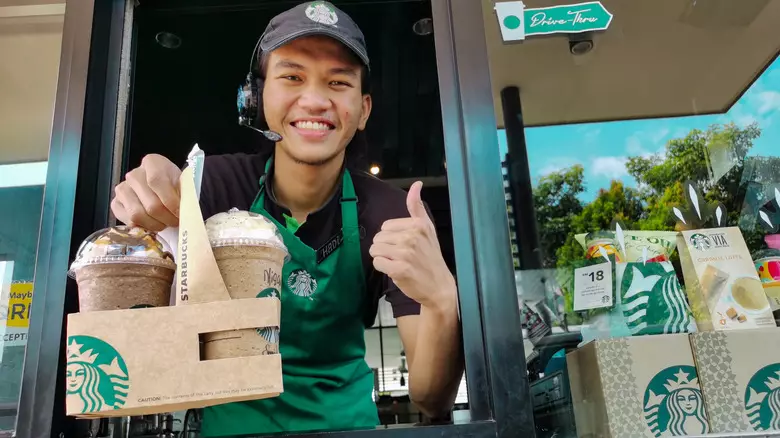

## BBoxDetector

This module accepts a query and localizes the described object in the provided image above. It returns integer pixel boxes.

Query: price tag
[573,262,612,311]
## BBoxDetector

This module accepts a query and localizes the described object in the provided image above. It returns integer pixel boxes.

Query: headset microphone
[261,130,283,142]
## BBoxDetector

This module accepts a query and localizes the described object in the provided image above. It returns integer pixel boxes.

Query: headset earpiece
[237,72,263,129]
[238,37,265,129]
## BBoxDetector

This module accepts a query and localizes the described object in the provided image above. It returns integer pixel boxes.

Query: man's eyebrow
[274,60,306,70]
[274,60,358,77]
[329,67,358,78]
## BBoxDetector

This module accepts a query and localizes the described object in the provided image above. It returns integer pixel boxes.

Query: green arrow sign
[495,1,613,42]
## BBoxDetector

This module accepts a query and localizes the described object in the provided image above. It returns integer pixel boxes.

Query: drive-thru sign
[494,1,613,42]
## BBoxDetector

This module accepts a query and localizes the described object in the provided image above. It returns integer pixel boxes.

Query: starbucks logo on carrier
[288,269,318,297]
[643,365,708,436]
[745,363,780,431]
[256,288,280,345]
[66,336,129,414]
[305,1,338,25]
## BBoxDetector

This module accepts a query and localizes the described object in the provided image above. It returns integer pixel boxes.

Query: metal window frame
[13,1,535,437]
[15,0,128,437]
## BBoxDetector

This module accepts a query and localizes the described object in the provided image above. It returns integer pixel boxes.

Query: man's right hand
[111,154,182,232]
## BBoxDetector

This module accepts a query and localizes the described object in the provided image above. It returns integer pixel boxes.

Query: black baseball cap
[258,1,370,68]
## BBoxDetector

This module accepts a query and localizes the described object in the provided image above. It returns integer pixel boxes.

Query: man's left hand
[370,181,456,308]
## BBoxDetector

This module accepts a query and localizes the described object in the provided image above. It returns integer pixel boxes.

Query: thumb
[406,181,427,219]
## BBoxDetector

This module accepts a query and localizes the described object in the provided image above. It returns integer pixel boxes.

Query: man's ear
[358,94,372,131]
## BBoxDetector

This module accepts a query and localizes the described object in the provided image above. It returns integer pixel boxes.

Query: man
[110,1,463,436]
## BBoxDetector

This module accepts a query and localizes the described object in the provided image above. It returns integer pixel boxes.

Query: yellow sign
[7,282,33,328]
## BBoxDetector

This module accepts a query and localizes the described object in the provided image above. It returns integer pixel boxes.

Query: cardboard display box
[689,329,780,434]
[567,334,710,437]
[66,163,284,417]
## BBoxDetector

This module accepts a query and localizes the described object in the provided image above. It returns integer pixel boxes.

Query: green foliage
[533,165,585,267]
[531,122,780,323]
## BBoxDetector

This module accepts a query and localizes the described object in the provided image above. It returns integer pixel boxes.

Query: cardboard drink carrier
[65,147,284,418]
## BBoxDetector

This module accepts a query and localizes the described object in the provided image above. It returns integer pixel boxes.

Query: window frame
[15,1,535,436]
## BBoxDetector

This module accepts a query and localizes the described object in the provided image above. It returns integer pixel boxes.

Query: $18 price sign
[573,262,612,311]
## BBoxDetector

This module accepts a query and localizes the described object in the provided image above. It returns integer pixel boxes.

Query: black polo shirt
[198,151,422,326]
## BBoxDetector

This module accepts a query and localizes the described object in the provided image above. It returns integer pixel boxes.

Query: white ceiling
[0,4,64,165]
[484,0,780,127]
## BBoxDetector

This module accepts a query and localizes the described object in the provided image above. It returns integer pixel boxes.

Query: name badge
[316,226,366,264]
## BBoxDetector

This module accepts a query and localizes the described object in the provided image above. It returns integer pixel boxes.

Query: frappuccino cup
[68,226,176,312]
[203,208,287,359]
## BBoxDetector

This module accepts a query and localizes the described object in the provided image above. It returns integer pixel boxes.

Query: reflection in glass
[0,4,63,432]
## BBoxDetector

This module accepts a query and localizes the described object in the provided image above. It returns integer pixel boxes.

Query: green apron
[201,158,379,436]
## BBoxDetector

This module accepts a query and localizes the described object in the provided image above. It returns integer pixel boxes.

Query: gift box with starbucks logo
[689,329,780,434]
[567,334,710,437]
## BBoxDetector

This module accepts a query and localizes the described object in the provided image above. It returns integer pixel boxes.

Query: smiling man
[109,1,463,436]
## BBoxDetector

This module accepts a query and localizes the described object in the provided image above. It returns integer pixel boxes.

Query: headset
[237,37,283,142]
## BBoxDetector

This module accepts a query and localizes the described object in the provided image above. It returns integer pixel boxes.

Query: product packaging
[65,146,284,418]
[567,334,710,437]
[689,329,780,434]
[674,183,776,331]
[756,189,780,323]
[574,223,694,342]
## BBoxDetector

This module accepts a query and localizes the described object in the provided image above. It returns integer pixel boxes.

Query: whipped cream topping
[205,208,287,252]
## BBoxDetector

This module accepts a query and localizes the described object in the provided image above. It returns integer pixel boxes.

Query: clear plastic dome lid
[68,226,176,277]
[205,208,288,256]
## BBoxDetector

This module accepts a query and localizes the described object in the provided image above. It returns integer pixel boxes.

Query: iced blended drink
[69,226,176,312]
[203,208,288,359]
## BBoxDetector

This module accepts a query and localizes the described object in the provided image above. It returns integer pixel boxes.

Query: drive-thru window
[4,1,780,437]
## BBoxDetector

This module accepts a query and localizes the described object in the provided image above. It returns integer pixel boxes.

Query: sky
[498,57,780,201]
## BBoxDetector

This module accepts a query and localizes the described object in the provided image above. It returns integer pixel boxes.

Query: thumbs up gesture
[370,181,457,308]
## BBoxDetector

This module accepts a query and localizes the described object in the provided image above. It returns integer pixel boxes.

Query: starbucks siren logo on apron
[288,269,318,297]
[643,365,708,436]
[66,336,130,414]
[744,363,780,431]
[305,1,338,25]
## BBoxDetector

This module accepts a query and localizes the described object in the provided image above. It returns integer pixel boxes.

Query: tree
[532,165,585,267]
[533,122,772,269]
[554,180,644,269]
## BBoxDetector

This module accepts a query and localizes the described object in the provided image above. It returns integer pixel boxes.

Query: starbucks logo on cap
[306,1,338,25]
[745,363,780,431]
[643,366,708,436]
[66,336,129,414]
[288,269,317,297]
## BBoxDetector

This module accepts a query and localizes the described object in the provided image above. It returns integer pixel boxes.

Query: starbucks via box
[678,227,776,331]
[65,148,284,418]
[567,334,710,437]
[690,329,780,433]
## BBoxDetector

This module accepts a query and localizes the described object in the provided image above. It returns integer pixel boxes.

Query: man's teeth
[295,121,331,131]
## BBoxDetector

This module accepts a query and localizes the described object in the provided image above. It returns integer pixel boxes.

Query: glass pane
[0,4,64,434]
[485,0,780,436]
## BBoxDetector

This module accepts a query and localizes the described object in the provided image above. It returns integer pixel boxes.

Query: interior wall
[0,9,63,164]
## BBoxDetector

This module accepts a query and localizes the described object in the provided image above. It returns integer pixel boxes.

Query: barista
[110,1,464,436]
